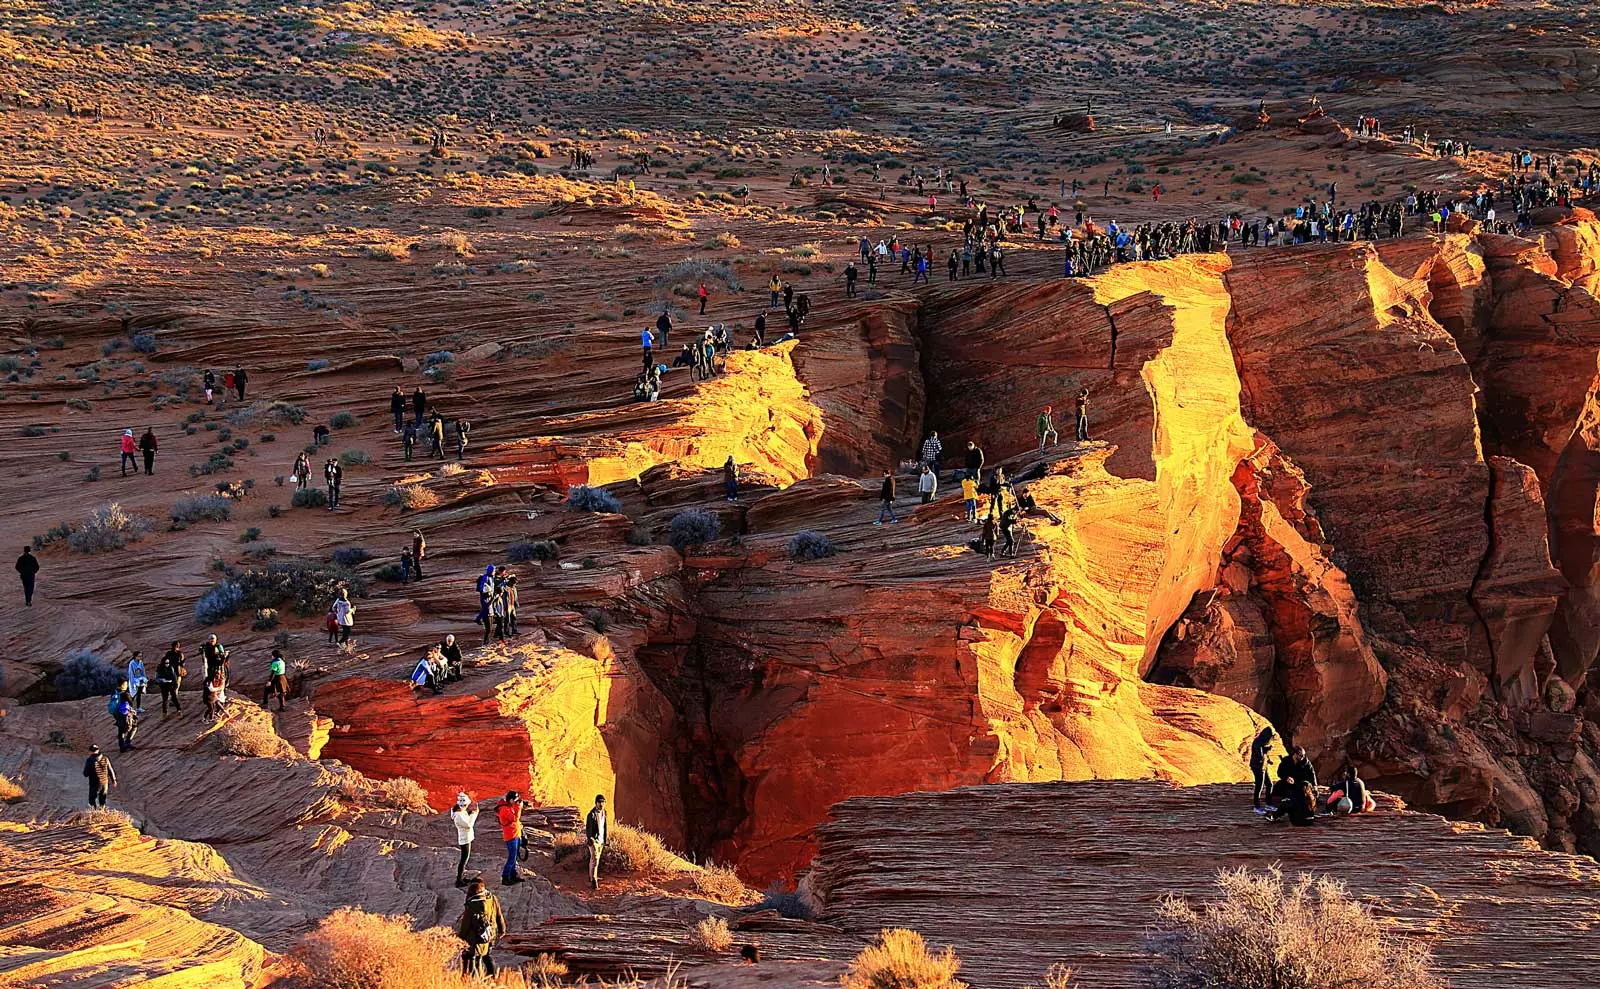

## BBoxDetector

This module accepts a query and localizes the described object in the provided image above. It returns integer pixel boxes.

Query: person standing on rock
[263,649,288,711]
[875,469,898,525]
[327,458,345,509]
[1074,388,1091,443]
[412,531,427,580]
[920,430,943,474]
[1250,725,1276,812]
[918,465,937,504]
[641,325,655,373]
[429,415,446,460]
[456,876,505,976]
[497,791,526,885]
[202,633,229,683]
[655,309,672,350]
[126,651,148,714]
[83,744,116,808]
[724,457,739,502]
[455,418,471,461]
[964,441,984,481]
[203,369,216,403]
[119,429,138,477]
[402,420,417,461]
[451,792,480,887]
[390,387,406,433]
[844,261,858,298]
[156,641,185,716]
[139,427,158,475]
[233,366,248,401]
[109,679,137,752]
[1037,406,1058,452]
[333,589,355,645]
[698,282,709,315]
[16,546,38,606]
[412,387,427,427]
[475,565,495,629]
[585,794,608,890]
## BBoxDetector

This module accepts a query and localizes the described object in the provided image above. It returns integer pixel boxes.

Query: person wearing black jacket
[138,427,158,475]
[412,386,427,426]
[390,387,406,432]
[156,641,185,716]
[83,745,116,808]
[439,633,463,681]
[201,634,229,683]
[875,470,898,525]
[1250,726,1276,810]
[963,441,984,480]
[15,546,38,606]
[233,367,248,401]
[1280,746,1317,792]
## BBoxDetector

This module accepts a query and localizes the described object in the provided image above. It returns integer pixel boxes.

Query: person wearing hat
[585,794,608,891]
[83,744,116,808]
[451,792,480,887]
[455,876,506,977]
[496,790,525,885]
[119,429,138,477]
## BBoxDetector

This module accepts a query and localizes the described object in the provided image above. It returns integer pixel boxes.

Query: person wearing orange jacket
[496,791,525,886]
[119,429,137,477]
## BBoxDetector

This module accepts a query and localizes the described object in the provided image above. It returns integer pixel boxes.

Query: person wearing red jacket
[119,429,137,477]
[496,791,525,886]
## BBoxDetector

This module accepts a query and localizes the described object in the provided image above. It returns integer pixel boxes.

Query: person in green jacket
[263,649,288,711]
[1037,406,1058,451]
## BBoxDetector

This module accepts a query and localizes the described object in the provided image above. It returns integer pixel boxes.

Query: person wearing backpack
[456,877,506,976]
[109,680,137,752]
[83,744,116,808]
[451,792,480,887]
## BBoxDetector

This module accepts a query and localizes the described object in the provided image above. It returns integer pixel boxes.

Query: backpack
[460,896,494,944]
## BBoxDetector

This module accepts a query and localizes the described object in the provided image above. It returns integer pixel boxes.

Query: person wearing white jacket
[451,792,479,887]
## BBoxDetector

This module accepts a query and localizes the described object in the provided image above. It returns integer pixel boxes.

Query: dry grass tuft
[0,773,25,803]
[74,807,135,828]
[388,483,441,511]
[692,860,758,905]
[843,928,966,989]
[290,907,466,989]
[374,777,433,814]
[1146,867,1443,989]
[215,710,295,759]
[688,916,734,954]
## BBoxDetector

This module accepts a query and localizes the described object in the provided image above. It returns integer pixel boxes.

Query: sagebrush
[843,928,966,989]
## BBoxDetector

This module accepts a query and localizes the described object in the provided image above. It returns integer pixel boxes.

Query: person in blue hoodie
[475,566,495,628]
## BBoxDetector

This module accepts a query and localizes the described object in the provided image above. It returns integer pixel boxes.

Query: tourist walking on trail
[456,877,506,977]
[126,652,148,713]
[156,641,184,716]
[293,452,311,490]
[698,282,709,315]
[263,649,288,710]
[1250,725,1276,811]
[876,470,898,525]
[412,387,427,427]
[412,530,427,580]
[16,546,38,606]
[324,457,343,509]
[333,588,355,644]
[109,679,137,751]
[451,792,480,886]
[139,427,157,475]
[204,369,216,403]
[391,387,406,433]
[919,465,938,503]
[120,429,138,477]
[1075,389,1091,442]
[1037,406,1058,451]
[920,431,943,473]
[497,791,526,885]
[83,744,116,808]
[429,414,446,460]
[724,456,738,502]
[585,794,608,890]
[233,367,248,401]
[455,418,471,461]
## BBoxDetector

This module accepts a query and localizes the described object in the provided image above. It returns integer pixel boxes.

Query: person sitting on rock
[1280,746,1318,795]
[1326,764,1374,815]
[440,633,463,682]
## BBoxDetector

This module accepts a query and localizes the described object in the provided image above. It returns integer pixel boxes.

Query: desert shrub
[244,542,279,559]
[216,713,294,758]
[788,529,836,561]
[171,494,232,524]
[584,608,608,633]
[422,350,454,368]
[0,773,24,803]
[253,607,280,630]
[365,241,412,262]
[290,907,463,989]
[331,547,371,566]
[1038,964,1078,989]
[843,928,965,989]
[556,823,688,876]
[73,807,135,828]
[291,487,328,509]
[654,257,743,293]
[1145,867,1443,989]
[268,401,308,425]
[760,881,815,920]
[566,484,621,513]
[438,462,465,476]
[330,410,358,429]
[693,861,757,905]
[131,333,158,354]
[55,648,125,700]
[624,524,652,546]
[67,502,151,553]
[240,527,261,542]
[374,777,432,813]
[385,483,440,511]
[194,580,246,624]
[668,508,721,550]
[339,449,370,466]
[507,539,559,563]
[375,563,406,582]
[84,466,101,482]
[688,916,734,955]
[526,954,568,984]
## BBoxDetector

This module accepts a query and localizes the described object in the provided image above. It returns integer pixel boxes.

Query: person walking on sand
[16,546,38,606]
[585,794,608,890]
[456,877,506,977]
[263,649,288,711]
[139,427,157,475]
[156,641,184,716]
[119,429,138,477]
[497,790,526,885]
[875,469,898,525]
[451,792,480,887]
[83,744,116,808]
[333,588,355,645]
[390,386,406,433]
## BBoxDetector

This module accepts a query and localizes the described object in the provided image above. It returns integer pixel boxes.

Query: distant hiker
[233,367,248,401]
[203,369,216,402]
[585,794,608,890]
[83,745,116,808]
[324,458,343,509]
[920,430,943,472]
[391,387,406,432]
[455,418,471,460]
[120,429,138,477]
[919,465,937,504]
[724,457,738,502]
[429,415,446,459]
[641,326,655,371]
[456,877,505,977]
[293,452,312,490]
[139,427,157,475]
[1250,726,1276,811]
[402,421,417,461]
[16,546,38,606]
[156,641,185,716]
[876,470,898,525]
[769,274,781,310]
[451,792,480,887]
[698,282,709,315]
[964,441,984,480]
[412,387,427,426]
[844,261,858,298]
[656,310,672,349]
[1037,406,1058,451]
[753,312,766,347]
[313,424,330,446]
[440,634,463,681]
[126,652,148,713]
[263,649,288,711]
[412,531,427,580]
[333,588,355,644]
[979,507,998,558]
[962,474,979,522]
[205,667,227,720]
[400,547,414,583]
[1074,388,1091,442]
[497,791,526,885]
[503,575,519,636]
[109,679,136,751]
[201,633,229,683]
